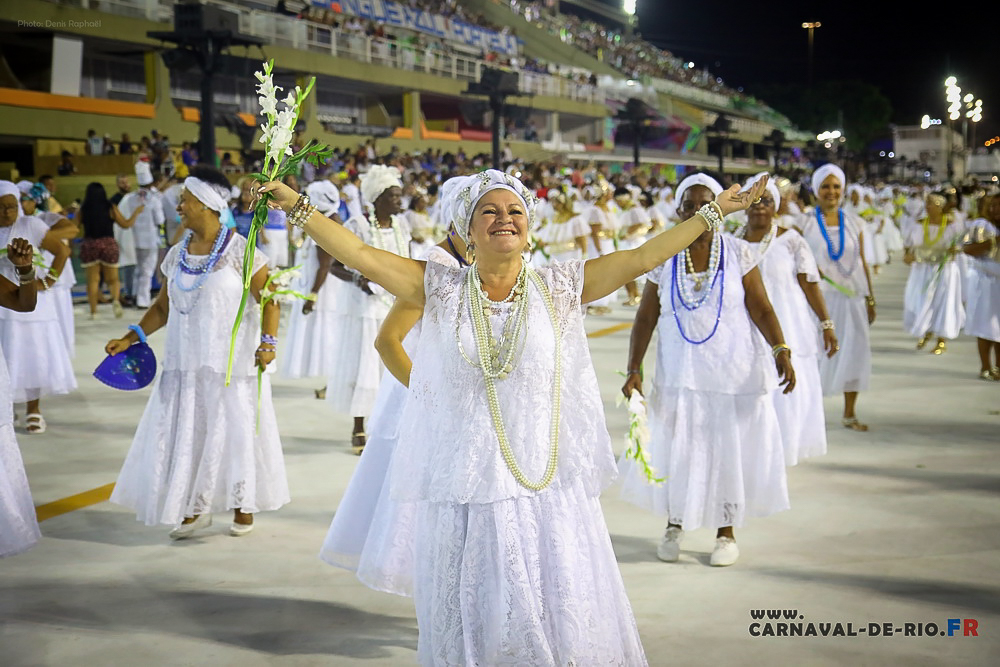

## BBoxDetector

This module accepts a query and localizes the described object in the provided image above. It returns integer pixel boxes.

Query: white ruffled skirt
[0,316,77,404]
[772,353,827,466]
[818,288,871,395]
[0,422,41,557]
[412,478,647,666]
[903,262,965,339]
[111,368,289,525]
[620,387,789,530]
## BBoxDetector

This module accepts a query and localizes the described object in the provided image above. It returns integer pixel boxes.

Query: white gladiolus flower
[259,94,278,117]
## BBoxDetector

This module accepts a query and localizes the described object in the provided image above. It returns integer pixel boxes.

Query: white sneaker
[656,526,683,562]
[168,514,212,540]
[710,537,739,566]
[229,521,254,537]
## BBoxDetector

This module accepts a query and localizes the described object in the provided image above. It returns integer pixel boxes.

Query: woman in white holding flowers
[106,166,288,539]
[260,168,769,666]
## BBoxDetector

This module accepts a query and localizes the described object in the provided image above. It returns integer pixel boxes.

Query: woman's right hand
[257,181,300,213]
[621,373,643,399]
[715,177,768,217]
[105,338,132,356]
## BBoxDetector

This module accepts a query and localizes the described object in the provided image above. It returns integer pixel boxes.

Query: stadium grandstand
[0,0,811,198]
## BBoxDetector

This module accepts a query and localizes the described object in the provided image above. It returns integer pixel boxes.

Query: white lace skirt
[111,368,289,525]
[818,288,871,395]
[964,270,1000,342]
[903,262,965,339]
[320,372,417,595]
[412,477,647,666]
[0,317,77,403]
[0,422,40,557]
[772,353,827,466]
[620,387,789,530]
[325,312,384,417]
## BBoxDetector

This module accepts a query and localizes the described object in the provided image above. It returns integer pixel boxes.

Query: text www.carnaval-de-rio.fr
[748,610,980,638]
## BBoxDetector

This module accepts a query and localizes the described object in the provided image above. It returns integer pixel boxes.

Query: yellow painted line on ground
[32,322,632,521]
[35,483,115,522]
[587,322,632,338]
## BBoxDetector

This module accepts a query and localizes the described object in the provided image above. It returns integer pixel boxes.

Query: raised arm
[260,181,426,304]
[581,179,769,304]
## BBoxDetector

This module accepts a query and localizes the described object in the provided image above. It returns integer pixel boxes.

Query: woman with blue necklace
[105,166,289,540]
[799,164,876,432]
[620,173,796,568]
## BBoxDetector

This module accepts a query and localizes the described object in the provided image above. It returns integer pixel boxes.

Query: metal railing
[51,0,599,105]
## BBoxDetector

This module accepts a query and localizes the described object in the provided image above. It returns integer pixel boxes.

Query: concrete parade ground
[1,259,997,667]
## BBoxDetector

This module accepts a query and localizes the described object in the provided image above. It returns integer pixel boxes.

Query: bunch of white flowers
[619,388,664,485]
[254,60,308,177]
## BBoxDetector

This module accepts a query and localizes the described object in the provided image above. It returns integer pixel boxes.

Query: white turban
[436,175,472,231]
[184,177,229,214]
[0,180,24,218]
[360,165,403,207]
[740,171,780,211]
[134,161,153,186]
[16,180,33,195]
[449,169,537,244]
[811,164,845,196]
[674,173,723,207]
[306,180,341,217]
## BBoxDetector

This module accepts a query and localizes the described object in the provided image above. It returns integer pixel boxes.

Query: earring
[467,242,476,264]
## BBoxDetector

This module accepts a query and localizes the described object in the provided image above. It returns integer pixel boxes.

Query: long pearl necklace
[459,262,563,492]
[457,262,529,379]
[677,232,722,306]
[736,222,776,254]
[368,213,409,259]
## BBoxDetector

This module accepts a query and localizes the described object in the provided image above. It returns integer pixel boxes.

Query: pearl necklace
[460,262,563,491]
[368,213,410,259]
[736,222,776,254]
[678,232,722,306]
[457,263,529,379]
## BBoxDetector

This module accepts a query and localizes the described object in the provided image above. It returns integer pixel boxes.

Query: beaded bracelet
[16,268,34,285]
[696,203,723,232]
[287,194,317,229]
[772,343,791,357]
[626,369,642,376]
[260,333,278,348]
[820,319,835,331]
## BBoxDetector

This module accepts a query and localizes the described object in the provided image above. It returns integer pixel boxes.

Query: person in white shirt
[117,163,165,308]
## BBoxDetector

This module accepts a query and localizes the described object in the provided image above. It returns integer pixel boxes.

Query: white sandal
[25,413,46,434]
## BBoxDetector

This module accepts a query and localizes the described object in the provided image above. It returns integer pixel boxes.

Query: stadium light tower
[623,1,637,36]
[801,22,821,86]
[464,68,520,169]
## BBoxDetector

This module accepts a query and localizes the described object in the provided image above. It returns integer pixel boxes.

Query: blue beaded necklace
[670,237,726,344]
[815,206,845,261]
[176,226,230,290]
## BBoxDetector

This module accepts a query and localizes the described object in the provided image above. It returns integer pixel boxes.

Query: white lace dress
[901,217,966,340]
[620,237,789,530]
[325,215,411,417]
[110,234,290,525]
[278,237,339,380]
[0,339,41,557]
[800,210,871,395]
[0,216,77,403]
[388,259,646,666]
[319,245,461,594]
[748,230,827,466]
[964,220,1000,342]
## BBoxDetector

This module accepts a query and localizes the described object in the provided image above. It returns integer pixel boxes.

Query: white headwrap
[360,165,403,207]
[674,173,723,207]
[183,176,229,214]
[436,175,472,230]
[16,180,33,195]
[135,161,154,187]
[449,170,537,244]
[0,180,24,218]
[306,180,341,217]
[811,164,846,196]
[740,171,780,211]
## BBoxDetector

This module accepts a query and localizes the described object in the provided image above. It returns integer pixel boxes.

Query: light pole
[945,76,962,181]
[802,22,821,86]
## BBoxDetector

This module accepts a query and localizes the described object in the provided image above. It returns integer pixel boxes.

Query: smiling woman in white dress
[105,167,288,539]
[261,168,769,666]
[0,237,42,558]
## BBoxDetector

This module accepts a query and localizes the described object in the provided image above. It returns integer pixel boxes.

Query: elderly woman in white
[260,169,769,666]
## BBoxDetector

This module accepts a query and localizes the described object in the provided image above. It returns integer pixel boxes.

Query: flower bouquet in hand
[618,388,665,485]
[226,60,333,385]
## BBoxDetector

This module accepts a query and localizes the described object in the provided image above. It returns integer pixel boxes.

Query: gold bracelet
[865,295,876,307]
[771,343,791,357]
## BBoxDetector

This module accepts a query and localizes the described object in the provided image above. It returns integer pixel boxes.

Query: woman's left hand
[255,345,275,370]
[822,329,839,358]
[7,238,35,269]
[715,177,769,217]
[775,350,796,394]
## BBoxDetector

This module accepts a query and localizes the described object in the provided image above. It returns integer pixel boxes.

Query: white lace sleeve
[646,261,665,285]
[728,237,760,276]
[545,259,584,318]
[160,244,180,277]
[785,231,821,283]
[422,259,463,327]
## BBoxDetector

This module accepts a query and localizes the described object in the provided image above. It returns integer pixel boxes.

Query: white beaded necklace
[679,232,722,302]
[458,262,563,491]
[368,214,409,259]
[736,222,777,253]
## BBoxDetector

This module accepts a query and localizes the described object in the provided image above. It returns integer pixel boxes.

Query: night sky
[613,0,1000,144]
